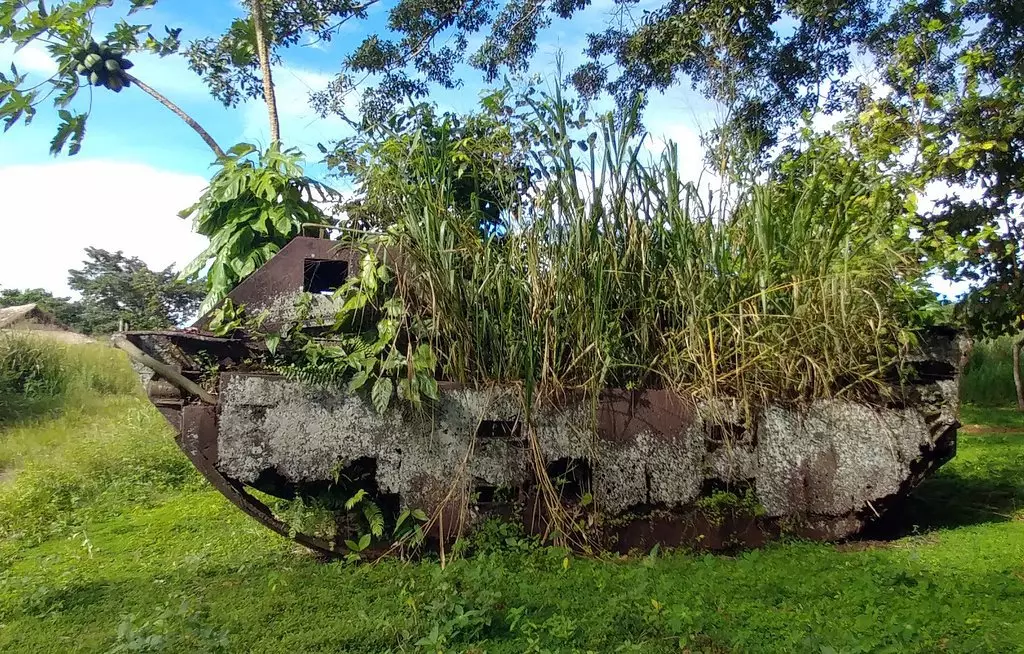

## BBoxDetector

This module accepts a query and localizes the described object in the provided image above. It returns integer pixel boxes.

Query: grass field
[0,344,1022,653]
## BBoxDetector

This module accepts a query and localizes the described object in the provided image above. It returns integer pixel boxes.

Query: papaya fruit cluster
[71,41,134,93]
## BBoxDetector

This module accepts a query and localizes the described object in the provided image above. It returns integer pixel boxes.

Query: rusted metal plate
[193,237,362,330]
[597,389,695,443]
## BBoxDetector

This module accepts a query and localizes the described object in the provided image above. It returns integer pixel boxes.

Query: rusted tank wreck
[119,237,962,556]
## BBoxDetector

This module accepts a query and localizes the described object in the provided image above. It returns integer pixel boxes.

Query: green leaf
[340,292,367,314]
[371,377,393,415]
[413,344,436,371]
[264,333,281,355]
[382,297,403,317]
[358,533,371,551]
[419,375,439,401]
[47,111,87,156]
[129,0,158,15]
[363,502,384,538]
[344,488,366,510]
[347,370,369,392]
[397,377,415,403]
[343,538,363,552]
[393,509,410,535]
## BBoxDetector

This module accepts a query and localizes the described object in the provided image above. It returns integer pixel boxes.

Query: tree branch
[1014,333,1024,411]
[123,73,226,159]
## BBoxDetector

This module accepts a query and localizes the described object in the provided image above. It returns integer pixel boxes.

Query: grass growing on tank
[0,372,1021,653]
[255,87,939,423]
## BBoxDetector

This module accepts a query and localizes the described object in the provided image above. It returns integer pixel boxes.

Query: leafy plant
[0,333,68,422]
[206,298,247,337]
[265,249,439,414]
[178,142,336,314]
[322,82,930,412]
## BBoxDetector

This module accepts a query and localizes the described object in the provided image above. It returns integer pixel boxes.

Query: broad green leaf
[419,375,439,401]
[264,333,281,355]
[347,370,369,392]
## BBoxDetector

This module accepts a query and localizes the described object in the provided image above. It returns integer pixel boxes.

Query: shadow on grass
[868,434,1024,538]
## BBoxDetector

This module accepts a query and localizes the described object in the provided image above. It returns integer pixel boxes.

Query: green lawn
[0,394,1022,653]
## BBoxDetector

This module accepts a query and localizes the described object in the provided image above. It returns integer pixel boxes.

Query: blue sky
[0,0,721,297]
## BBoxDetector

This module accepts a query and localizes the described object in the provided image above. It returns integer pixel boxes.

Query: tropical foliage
[178,143,336,313]
[240,86,934,414]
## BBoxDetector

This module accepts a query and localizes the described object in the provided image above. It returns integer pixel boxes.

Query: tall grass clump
[0,334,140,424]
[0,334,69,423]
[335,84,931,413]
[962,336,1018,406]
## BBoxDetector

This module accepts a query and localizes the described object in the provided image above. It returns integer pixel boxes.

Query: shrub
[961,336,1019,407]
[0,334,69,423]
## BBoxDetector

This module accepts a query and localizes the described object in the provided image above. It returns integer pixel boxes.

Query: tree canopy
[68,247,204,333]
[1,249,203,335]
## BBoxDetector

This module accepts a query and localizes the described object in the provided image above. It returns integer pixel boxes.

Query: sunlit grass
[0,349,1021,652]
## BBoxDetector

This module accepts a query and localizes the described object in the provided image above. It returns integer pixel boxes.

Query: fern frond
[363,501,384,538]
[271,362,346,387]
[345,488,367,510]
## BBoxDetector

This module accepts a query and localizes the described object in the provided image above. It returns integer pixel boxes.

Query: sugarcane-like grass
[348,89,928,415]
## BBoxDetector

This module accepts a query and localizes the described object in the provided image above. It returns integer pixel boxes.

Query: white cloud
[0,160,209,296]
[2,40,58,76]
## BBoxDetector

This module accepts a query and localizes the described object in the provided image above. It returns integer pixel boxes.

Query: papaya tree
[0,0,224,157]
[0,0,334,308]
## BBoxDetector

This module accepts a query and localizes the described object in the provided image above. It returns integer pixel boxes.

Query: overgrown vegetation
[258,87,937,416]
[0,343,1020,652]
[0,334,138,424]
[177,142,336,313]
[962,336,1021,408]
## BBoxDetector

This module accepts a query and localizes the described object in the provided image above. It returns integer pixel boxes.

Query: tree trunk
[1014,334,1024,411]
[250,0,281,143]
[124,73,226,159]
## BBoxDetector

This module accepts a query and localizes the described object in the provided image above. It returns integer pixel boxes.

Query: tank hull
[123,328,961,556]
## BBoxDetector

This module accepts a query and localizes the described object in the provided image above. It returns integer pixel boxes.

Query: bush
[0,334,140,424]
[0,334,69,422]
[961,336,1019,407]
